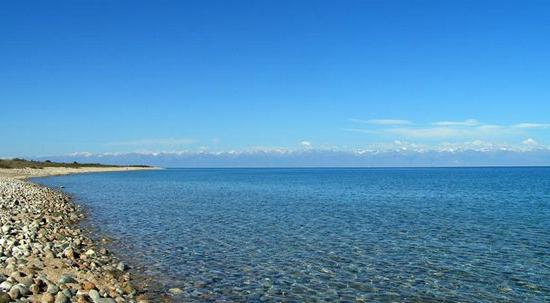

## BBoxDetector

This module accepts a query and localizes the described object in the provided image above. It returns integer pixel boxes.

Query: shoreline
[0,166,160,180]
[0,167,161,303]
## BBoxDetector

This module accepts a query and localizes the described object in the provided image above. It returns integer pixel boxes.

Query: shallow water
[35,168,550,302]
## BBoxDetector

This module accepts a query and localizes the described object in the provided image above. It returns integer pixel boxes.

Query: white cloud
[301,141,312,148]
[477,124,504,130]
[68,151,93,157]
[436,140,509,152]
[343,125,508,139]
[433,119,480,126]
[359,139,548,153]
[513,123,550,129]
[386,127,470,139]
[345,118,550,140]
[341,128,376,134]
[522,138,539,146]
[383,125,516,139]
[106,138,196,147]
[350,118,412,125]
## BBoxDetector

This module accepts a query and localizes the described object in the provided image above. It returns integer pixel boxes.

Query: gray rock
[88,289,101,302]
[62,289,73,298]
[58,275,77,284]
[29,283,40,295]
[63,247,75,259]
[47,283,59,294]
[1,225,10,234]
[168,287,184,295]
[12,284,29,296]
[54,292,69,303]
[84,249,96,257]
[0,177,151,302]
[4,264,15,272]
[19,276,33,287]
[0,281,12,292]
[8,286,19,300]
[116,262,128,271]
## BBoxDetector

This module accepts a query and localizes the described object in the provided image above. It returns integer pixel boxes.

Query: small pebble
[0,176,156,302]
[168,287,184,295]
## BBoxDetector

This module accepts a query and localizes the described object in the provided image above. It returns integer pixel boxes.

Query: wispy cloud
[385,125,514,139]
[341,128,377,134]
[349,118,412,125]
[513,123,550,129]
[385,127,476,139]
[344,125,514,139]
[106,138,196,147]
[432,119,480,126]
[346,118,549,140]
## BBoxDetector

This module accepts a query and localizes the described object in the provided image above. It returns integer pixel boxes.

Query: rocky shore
[0,167,158,180]
[0,169,158,303]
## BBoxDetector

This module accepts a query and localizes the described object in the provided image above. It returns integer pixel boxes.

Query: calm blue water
[35,168,550,302]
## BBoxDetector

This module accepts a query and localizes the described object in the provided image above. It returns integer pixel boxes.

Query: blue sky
[1,1,550,165]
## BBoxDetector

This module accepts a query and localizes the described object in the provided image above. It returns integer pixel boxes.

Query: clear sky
[1,1,550,163]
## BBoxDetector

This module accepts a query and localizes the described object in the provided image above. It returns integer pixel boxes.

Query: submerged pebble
[34,168,550,302]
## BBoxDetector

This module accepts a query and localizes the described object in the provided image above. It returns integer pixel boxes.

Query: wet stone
[168,287,184,295]
[116,262,128,271]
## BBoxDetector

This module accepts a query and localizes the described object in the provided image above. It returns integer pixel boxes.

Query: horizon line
[156,165,550,169]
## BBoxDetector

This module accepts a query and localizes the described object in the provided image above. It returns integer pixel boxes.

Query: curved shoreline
[0,166,160,180]
[0,167,160,303]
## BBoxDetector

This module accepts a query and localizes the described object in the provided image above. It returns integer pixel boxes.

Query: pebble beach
[0,167,158,303]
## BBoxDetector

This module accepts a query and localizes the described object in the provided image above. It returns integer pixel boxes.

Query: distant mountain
[35,149,550,168]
